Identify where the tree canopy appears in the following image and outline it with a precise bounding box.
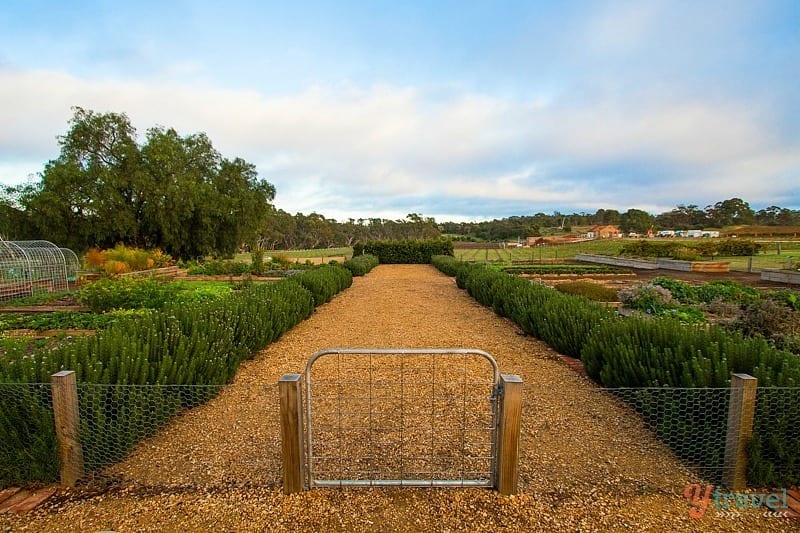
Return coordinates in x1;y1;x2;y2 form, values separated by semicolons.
1;107;274;258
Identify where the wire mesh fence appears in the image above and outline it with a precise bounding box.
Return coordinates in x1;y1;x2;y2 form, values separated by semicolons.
0;381;283;490
75;382;283;489
304;349;499;487
2;378;798;491
520;385;800;490
751;387;800;486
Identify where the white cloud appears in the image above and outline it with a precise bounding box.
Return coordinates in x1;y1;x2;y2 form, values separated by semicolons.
0;66;797;218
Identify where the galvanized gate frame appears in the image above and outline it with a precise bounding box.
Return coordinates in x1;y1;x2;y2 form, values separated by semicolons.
303;348;501;489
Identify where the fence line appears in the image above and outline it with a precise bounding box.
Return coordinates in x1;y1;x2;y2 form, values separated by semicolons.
2;377;798;490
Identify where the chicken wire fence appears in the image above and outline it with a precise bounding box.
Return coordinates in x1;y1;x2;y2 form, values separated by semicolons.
303;349;500;488
520;386;800;489
2;381;798;491
0;382;283;490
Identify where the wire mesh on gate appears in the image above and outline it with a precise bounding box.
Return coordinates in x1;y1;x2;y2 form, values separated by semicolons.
305;348;500;488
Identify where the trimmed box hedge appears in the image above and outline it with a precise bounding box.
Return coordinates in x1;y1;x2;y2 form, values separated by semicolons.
354;239;453;264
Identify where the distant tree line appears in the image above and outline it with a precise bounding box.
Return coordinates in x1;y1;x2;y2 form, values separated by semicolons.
257;211;439;250
439;199;800;242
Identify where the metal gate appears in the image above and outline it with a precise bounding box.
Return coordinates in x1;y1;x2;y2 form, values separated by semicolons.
304;348;501;488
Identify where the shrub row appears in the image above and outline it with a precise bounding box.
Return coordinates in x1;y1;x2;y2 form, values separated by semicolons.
620;238;762;260
0;265;352;486
288;264;352;306
343;254;379;276
354;239;453;264
432;256;800;486
445;258;614;358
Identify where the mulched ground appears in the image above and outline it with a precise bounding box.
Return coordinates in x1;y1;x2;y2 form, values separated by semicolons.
2;265;795;531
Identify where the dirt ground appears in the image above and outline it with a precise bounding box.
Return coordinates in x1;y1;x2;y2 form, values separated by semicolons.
2;265;796;532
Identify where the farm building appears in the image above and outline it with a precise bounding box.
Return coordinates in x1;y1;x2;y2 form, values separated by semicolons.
0;240;80;301
585;225;623;239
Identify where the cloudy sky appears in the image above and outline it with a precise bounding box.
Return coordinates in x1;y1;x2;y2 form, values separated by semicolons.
0;0;798;221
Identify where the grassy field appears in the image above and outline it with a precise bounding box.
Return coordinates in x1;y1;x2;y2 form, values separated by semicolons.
231;240;799;272
234;247;353;262
455;239;800;272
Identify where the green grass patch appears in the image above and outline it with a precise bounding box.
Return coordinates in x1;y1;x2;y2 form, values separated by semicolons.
0;291;73;307
554;281;619;301
258;247;353;259
502;264;631;275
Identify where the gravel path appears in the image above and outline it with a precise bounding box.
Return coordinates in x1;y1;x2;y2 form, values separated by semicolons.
3;265;794;531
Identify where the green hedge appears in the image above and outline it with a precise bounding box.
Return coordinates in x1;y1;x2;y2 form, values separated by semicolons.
0;266;352;486
581;317;800;485
452;262;613;359
288;264;352;306
433;258;800;486
354;239;453;264
620;238;762;259
343;254;379;276
431;255;461;276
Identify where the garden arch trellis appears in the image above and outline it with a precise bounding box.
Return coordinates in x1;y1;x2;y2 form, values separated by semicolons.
0;240;79;301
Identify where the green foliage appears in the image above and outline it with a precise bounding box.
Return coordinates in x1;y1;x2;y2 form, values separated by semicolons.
661;305;707;324
714;238;762;256
353;239;454;264
694;281;759;306
553;281;619;301
343;254;379;276
650;277;698;303
620;240;679;258
617;283;673;314
620;239;762;259
77;277;183;313
444;261;613;359
768;289;799;311
502;264;630;275
2;108;274;258
0;310;137;331
288;265;353;306
185;259;253;276
250;247;266;276
431;255;460;276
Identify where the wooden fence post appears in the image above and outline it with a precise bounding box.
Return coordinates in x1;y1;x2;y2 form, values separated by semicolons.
495;374;523;495
722;373;757;490
280;373;306;493
51;371;84;487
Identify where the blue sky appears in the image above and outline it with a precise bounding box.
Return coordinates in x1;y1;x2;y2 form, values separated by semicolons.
0;0;798;221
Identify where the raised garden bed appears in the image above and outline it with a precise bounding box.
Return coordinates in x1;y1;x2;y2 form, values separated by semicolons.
761;268;800;285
